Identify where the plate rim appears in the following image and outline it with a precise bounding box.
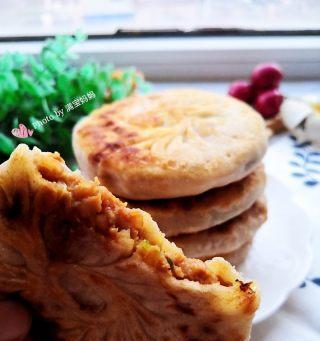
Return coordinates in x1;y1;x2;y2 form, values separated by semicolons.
240;175;314;324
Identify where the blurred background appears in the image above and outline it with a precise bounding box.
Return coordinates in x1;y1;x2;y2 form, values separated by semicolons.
1;0;320;80
1;0;320;37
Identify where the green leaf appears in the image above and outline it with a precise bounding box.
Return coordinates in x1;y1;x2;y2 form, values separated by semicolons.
42;50;66;74
0;33;149;163
0;54;14;72
5;72;18;91
75;30;87;42
12;117;19;129
12;53;26;68
0;110;7;121
80;63;95;79
41;98;51;115
21;74;44;97
0;133;15;154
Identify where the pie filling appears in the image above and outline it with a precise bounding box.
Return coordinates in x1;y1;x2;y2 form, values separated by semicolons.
1;145;254;291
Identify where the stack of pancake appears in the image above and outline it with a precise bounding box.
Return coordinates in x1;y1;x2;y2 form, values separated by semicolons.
73;89;268;265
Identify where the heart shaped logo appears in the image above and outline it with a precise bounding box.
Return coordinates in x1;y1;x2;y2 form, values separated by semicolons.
11;124;34;138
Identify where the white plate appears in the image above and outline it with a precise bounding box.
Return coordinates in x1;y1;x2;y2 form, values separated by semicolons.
239;176;313;324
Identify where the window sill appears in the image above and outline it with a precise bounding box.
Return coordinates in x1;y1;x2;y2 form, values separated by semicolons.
1;36;319;81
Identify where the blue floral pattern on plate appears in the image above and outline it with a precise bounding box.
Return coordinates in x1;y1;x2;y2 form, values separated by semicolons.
289;136;320;187
300;277;320;288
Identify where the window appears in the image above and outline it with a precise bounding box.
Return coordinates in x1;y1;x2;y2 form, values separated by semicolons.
1;0;320;80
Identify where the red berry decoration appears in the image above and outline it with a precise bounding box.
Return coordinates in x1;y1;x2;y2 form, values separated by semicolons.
227;62;285;119
253;89;284;119
251;63;283;89
228;80;253;102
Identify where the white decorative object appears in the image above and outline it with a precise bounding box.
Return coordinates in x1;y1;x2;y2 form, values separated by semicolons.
280;96;320;146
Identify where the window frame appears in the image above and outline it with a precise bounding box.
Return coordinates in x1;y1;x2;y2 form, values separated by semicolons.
0;35;319;80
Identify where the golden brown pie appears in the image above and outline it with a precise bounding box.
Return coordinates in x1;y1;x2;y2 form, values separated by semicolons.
127;165;265;236
170;200;267;261
0;145;259;341
73;89;268;199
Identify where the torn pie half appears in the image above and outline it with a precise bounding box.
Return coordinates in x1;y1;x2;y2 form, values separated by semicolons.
0;145;260;341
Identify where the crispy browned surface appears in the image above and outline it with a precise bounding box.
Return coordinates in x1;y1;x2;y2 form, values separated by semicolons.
0;145;259;341
127;165;266;236
73;89;268;199
171;200;267;262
